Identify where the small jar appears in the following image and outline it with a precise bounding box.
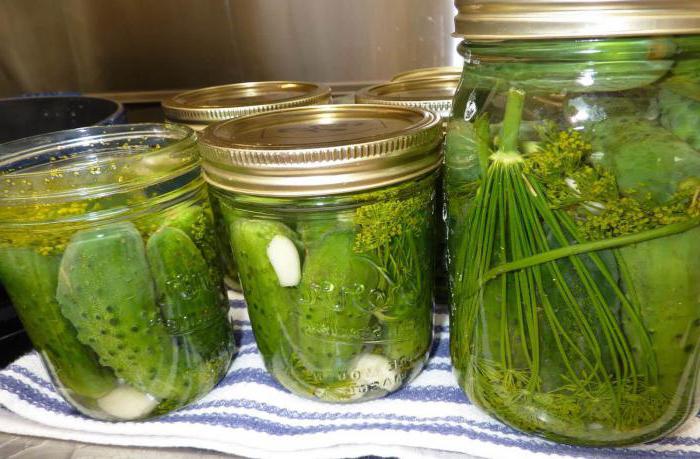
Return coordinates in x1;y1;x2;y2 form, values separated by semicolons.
0;124;234;421
162;81;332;131
199;105;442;402
0;95;126;366
163;81;331;290
356;76;459;304
447;0;700;446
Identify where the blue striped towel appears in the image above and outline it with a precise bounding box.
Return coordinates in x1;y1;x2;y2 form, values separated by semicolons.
1;293;699;459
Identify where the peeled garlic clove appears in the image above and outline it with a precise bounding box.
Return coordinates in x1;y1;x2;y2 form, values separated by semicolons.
97;385;159;420
351;353;402;393
266;235;301;287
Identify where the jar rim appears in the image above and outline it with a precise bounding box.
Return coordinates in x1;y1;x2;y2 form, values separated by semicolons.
454;0;700;40
355;76;459;119
162;81;332;125
0;123;198;204
198;104;443;198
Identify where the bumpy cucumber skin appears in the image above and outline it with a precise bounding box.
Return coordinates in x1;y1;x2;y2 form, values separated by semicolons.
230;219;298;360
594;114;700;399
659;88;700;150
296;231;379;381
56;222;185;400
620;227;700;397
160;204;226;295
591;117;700;203
0;248;116;399
146;226;232;362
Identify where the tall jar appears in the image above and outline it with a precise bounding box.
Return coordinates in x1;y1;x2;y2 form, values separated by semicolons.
163;81;331;291
446;0;700;446
199;105;442;402
357;76;460;305
0;124;234;421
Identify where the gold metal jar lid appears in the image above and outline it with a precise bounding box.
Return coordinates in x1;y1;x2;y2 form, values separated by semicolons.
162;81;332;129
391;66;462;82
454;0;700;40
355;76;459;119
198;104;443;197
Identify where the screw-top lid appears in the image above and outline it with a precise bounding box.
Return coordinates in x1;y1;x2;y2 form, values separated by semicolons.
391;66;462;82
162;81;332;128
355;76;459;119
198;104;443;197
454;0;700;40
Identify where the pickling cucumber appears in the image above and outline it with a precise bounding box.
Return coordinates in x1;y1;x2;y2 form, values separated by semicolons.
296;231;379;381
146;226;231;361
159;204;225;290
230;219;299;359
56;222;185;399
619;227;700;397
0;248;116;399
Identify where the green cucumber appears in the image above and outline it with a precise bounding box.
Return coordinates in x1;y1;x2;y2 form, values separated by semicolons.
146;226;231;361
56;222;184;399
619;227;700;397
469;37;677;62
0;248;116;398
296;231;379;381
159;204;225;290
659;87;700;150
467;60;673;93
230;219;299;359
591;117;700;203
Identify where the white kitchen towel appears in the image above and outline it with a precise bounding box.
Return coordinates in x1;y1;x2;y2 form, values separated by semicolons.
0;295;699;459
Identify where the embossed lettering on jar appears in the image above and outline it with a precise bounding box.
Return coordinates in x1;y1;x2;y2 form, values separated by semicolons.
199;104;442;402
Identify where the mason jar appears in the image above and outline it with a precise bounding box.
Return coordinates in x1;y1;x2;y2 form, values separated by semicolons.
357;76;459;305
446;0;700;446
0;94;126;367
162;81;331;291
199;104;442;402
0;124;234;421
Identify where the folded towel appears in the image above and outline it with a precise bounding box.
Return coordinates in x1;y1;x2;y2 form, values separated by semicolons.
0;294;699;459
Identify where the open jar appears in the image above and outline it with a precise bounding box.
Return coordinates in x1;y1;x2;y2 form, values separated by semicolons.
199;104;442;402
447;0;700;446
0;124;234;421
163;81;331;291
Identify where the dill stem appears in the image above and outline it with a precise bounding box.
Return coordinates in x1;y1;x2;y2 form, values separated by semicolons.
499;88;526;153
475;114;491;177
483;217;700;283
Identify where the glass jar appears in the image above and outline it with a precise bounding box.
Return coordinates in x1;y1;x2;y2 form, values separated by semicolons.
357;76;460;305
162;81;331;291
446;1;700;446
199;104;442;402
0;95;126;367
0;124;234;421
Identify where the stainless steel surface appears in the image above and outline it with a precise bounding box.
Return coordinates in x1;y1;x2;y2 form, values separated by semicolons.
0;0;457;98
454;0;700;39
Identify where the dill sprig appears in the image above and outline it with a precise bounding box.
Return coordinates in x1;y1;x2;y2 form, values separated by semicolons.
353;187;432;254
451;87;665;436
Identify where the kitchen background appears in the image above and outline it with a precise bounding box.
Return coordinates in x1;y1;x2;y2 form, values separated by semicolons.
0;0;461;365
0;0;459;98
